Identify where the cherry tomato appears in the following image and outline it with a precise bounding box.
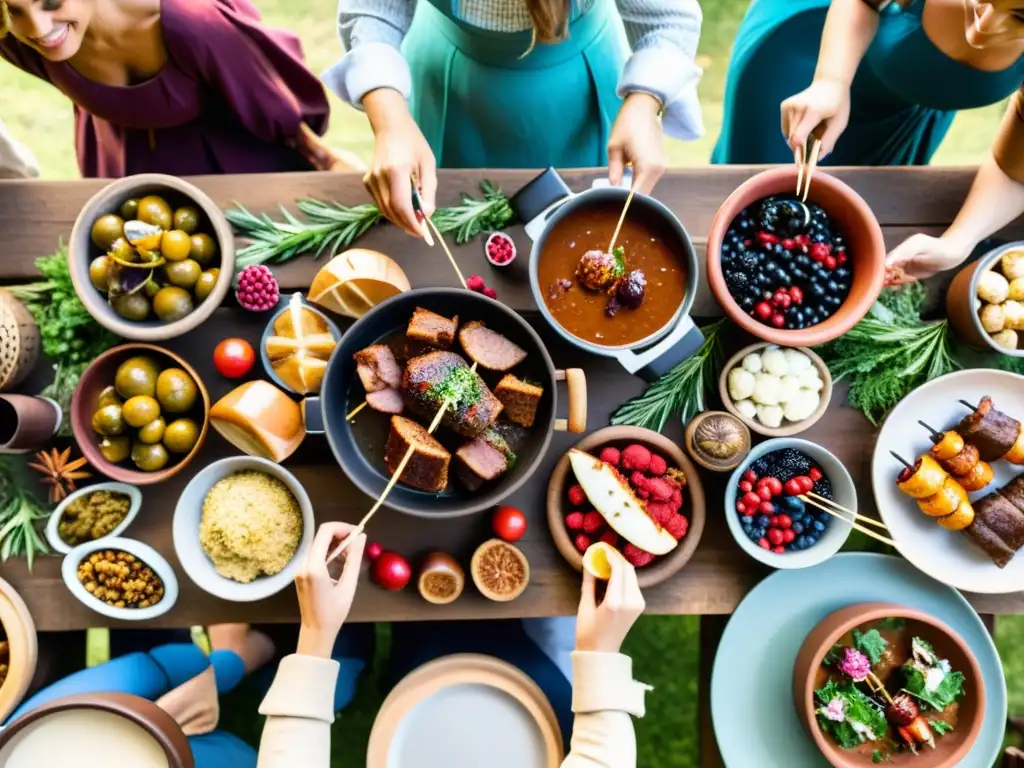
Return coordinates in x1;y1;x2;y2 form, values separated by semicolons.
492;505;527;542
213;338;255;379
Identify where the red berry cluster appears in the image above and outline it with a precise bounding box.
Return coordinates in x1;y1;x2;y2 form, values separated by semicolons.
735;466;822;553
486;233;516;265
754;285;805;329
564;443;688;568
466;275;497;299
235;265;280;312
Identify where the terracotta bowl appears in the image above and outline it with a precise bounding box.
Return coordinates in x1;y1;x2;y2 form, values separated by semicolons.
719;342;833;437
946;241;1024;358
707;167;885;347
0;576;37;723
70;343;210;485
68;174;235;342
793;602;985;768
546;425;706;588
0;692;193;767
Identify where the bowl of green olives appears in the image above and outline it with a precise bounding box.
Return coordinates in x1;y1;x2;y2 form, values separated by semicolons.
70;343;210;485
69;174;235;341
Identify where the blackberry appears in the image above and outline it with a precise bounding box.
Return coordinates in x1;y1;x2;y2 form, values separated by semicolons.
814;478;834;500
750;457;770;476
771;448;813;478
738;251;760;271
726;271;750;293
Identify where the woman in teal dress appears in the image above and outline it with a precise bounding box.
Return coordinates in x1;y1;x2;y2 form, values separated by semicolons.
324;0;705;235
712;0;1024;166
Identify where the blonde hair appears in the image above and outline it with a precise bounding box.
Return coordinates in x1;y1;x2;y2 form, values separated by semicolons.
0;0;9;39
526;0;571;44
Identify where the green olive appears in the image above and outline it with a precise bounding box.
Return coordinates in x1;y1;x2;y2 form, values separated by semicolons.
143;278;162;298
156;368;198;413
119;198;140;220
163;418;199;454
122;395;161;428
111;292;151;322
153;286;194;322
91;214;125;250
89;255;112;291
161;230;192;262
97;385;122;408
173;206;200;234
108;237;135;263
194;269;220;302
189;233;217;265
164;259;201;289
91;403;125;436
114;356;160;398
131;441;169;472
137;196;173;230
137;417;166;444
98;436;131;463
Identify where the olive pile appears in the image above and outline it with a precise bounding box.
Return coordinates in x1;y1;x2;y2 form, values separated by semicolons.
92;356;201;472
89;195;220;323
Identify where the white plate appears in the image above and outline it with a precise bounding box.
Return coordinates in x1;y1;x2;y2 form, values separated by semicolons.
871;368;1024;593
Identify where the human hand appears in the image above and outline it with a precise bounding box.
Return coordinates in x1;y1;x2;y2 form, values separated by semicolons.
294;123;368;173
575;555;645;654
780;79;851;159
363;89;437;238
295;522;366;658
885;233;973;283
608;93;667;195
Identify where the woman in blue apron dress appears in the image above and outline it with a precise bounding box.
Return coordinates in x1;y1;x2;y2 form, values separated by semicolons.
323;0;704;235
712;0;1024;166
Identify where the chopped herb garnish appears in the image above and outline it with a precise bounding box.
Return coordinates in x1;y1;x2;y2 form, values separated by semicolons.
814;680;887;750
429;366;481;409
872;749;885;764
877;618;906;630
902;667;965;711
611;246;627;277
929;719;954;736
823;643;845;666
853;629;888;665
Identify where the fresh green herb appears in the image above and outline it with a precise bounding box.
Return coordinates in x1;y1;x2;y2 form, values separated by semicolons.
877;618;906;630
853;629;888;665
0;456;52;570
430;366;481;409
611;246;627;277
912;636;937;663
814;680;888;750
814;283;958;425
929;719;954;736
823;643;845;666
611;319;728;431
871;749;885;764
902;667;966;711
39;362;87;437
431;181;515;244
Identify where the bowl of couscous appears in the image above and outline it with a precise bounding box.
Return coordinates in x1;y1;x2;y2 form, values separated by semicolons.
172;456;314;602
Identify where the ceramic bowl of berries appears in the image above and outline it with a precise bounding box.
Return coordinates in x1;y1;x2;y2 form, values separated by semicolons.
546;425;706;588
725;439;854;569
707;167;885;346
485;232;517;267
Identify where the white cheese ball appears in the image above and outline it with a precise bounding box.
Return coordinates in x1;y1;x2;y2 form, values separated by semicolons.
761;347;789;377
1011;278;1024;302
782;348;812;373
1002;250;1024;281
755;404;785;428
740;353;763;373
1004;300;1024;331
734;399;757;419
784;391;820;422
778;374;803;404
978;270;1010;304
728;367;756;401
798;366;824;391
980;303;1006;334
992;328;1020;350
753;372;781;406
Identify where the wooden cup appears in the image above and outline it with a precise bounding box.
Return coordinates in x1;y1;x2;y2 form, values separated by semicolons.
0;394;60;454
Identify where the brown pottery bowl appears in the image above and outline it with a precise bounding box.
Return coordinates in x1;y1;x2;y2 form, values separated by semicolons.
793;602;985;768
68;174;235;341
71;343;210;485
0;576;37;723
946;242;1024;358
546;425;705;588
707;168;885;347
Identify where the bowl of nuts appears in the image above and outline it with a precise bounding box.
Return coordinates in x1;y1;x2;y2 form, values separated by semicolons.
45;482;142;555
62;538;178;621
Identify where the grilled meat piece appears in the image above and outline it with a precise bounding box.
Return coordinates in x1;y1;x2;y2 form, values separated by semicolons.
384;416;450;492
454;437;509;491
458;321;527;372
354;344;402;393
407;307;458;347
402;351;503;437
957;396;1023;462
494;374;543;427
964;474;1024;567
366;388;404;414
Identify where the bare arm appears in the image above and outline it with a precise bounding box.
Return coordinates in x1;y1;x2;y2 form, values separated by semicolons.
814;0;881;87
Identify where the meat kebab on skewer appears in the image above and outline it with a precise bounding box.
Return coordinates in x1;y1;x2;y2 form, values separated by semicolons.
917;421;995;492
893;453;976;531
957;396;1024;463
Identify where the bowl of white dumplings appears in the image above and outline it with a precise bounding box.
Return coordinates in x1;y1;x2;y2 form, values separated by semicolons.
947;242;1024;358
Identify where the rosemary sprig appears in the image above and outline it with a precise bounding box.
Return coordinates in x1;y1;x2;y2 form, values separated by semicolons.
431;180;515;244
610;319;728;432
0;457;52;570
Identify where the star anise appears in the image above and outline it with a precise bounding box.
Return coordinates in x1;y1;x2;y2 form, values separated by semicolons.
27;447;91;504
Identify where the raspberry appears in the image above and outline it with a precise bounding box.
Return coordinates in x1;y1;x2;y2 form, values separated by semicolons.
622;544;655;568
365;542;383;561
636;488;650;500
756;231;779;246
567;484;587;507
565;512;585;531
670;488;683;511
648;454;667;476
646;477;676;503
599;531;619;547
664;514;689;540
810;243;831;263
582;511;604;534
598;446;621;466
647;501;675;526
629;471;648;491
466;275;486;292
621;444;652;472
794;234;810;247
574;534;591;553
482;287;498;299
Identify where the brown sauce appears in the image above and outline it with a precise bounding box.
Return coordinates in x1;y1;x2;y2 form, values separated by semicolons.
537;200;687;347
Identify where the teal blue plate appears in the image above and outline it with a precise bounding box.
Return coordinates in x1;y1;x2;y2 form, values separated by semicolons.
711;553;1006;767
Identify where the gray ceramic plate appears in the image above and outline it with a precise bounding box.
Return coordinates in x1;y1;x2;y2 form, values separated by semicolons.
711;553;1006;767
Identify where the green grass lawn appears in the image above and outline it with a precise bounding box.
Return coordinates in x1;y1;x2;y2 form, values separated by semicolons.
4;2;1019;765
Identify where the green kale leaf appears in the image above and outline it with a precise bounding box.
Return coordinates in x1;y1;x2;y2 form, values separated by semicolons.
929;719;954;736
854;628;888;665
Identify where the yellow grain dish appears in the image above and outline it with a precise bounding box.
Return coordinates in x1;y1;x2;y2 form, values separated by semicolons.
199;471;303;583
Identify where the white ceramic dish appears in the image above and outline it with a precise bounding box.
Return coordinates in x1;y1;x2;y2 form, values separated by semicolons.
62;537;178;621
172;455;314;602
484;232;517;267
45;482;142;555
871;368;1024;593
724;438;854;569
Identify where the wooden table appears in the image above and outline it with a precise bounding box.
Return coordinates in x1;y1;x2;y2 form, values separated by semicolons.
3;167;1024;635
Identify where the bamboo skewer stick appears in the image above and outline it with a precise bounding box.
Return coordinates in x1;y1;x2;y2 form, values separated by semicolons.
803;492;891;532
799;138;822;203
890;451;913;470
959;399;978;412
607;185;636;254
423;214;467;289
800;495;896;548
346;401;368;421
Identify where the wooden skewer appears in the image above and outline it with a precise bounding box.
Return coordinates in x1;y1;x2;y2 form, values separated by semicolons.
959;399;978;412
799;138;822;203
346;401;368;421
918;420;943;441
607;185;636;254
801;495;896;548
795;147;805;202
423;214;467;289
890;451;913;470
802;492;891;532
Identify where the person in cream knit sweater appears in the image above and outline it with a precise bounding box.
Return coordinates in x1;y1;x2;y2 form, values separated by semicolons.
256;522;651;767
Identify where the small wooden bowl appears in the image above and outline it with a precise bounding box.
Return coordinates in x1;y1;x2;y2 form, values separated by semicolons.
0;576;38;723
0;290;40;393
719;342;833;438
684;411;751;472
70;343;210;485
546;425;706;588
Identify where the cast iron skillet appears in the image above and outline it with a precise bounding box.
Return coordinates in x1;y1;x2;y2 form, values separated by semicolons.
305;288;586;518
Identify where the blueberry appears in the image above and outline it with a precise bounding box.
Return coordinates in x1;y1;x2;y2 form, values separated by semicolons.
810;283;826;298
795;254;811;267
834;267;850;282
765;260;778;273
776;269;791;284
828;295;842;307
796;536;809;549
757;272;772;286
740;296;755;311
811;231;829;244
834;235;845;248
792;522;804;535
826;279;840;294
783;496;806;514
756;514;770;527
813;520;826;532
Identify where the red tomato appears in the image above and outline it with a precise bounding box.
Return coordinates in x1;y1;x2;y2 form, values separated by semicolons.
492;506;527;542
213;338;255;379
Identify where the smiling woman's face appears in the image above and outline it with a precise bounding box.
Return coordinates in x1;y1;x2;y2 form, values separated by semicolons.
963;0;1024;48
3;0;92;61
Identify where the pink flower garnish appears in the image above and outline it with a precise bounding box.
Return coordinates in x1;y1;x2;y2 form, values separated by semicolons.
838;647;871;682
821;697;846;722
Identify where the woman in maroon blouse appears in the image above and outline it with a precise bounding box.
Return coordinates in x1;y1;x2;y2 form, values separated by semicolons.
0;0;363;177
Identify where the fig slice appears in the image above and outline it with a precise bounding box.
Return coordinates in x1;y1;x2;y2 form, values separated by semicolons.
470;539;529;602
417;552;465;605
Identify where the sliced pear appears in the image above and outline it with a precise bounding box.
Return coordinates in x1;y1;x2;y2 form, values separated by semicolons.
300;332;337;359
568;449;678;556
265;335;301;361
273;305;326;337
